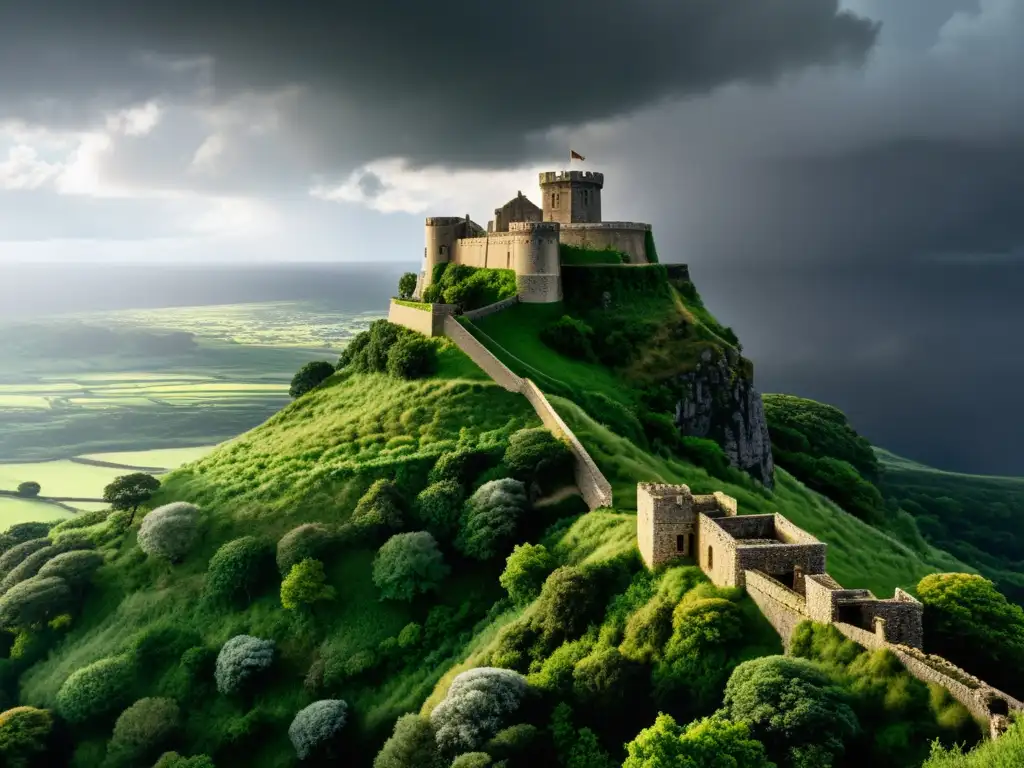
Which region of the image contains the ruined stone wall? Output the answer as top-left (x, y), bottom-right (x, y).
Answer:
top-left (773, 514), bottom-right (820, 545)
top-left (442, 316), bottom-right (523, 391)
top-left (698, 515), bottom-right (739, 587)
top-left (462, 295), bottom-right (519, 321)
top-left (841, 595), bottom-right (923, 649)
top-left (521, 379), bottom-right (613, 510)
top-left (559, 222), bottom-right (650, 264)
top-left (735, 543), bottom-right (827, 589)
top-left (745, 570), bottom-right (809, 649)
top-left (637, 484), bottom-right (698, 568)
top-left (714, 515), bottom-right (777, 539)
top-left (805, 572), bottom-right (868, 623)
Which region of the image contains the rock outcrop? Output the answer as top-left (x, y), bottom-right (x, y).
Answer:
top-left (673, 348), bottom-right (775, 488)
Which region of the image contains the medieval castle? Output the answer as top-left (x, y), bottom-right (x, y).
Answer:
top-left (415, 170), bottom-right (653, 303)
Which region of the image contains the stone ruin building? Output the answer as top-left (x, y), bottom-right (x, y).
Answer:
top-left (636, 481), bottom-right (1022, 738)
top-left (416, 170), bottom-right (654, 303)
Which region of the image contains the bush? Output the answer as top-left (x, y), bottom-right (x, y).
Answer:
top-left (540, 315), bottom-right (595, 361)
top-left (387, 336), bottom-right (438, 379)
top-left (153, 753), bottom-right (215, 768)
top-left (276, 523), bottom-right (333, 575)
top-left (337, 330), bottom-right (371, 370)
top-left (500, 544), bottom-right (555, 606)
top-left (374, 714), bottom-right (444, 768)
top-left (484, 723), bottom-right (545, 763)
top-left (107, 697), bottom-right (180, 766)
top-left (429, 445), bottom-right (505, 485)
top-left (0, 706), bottom-right (52, 766)
top-left (0, 546), bottom-right (58, 594)
top-left (398, 272), bottom-right (418, 299)
top-left (503, 428), bottom-right (573, 492)
top-left (52, 528), bottom-right (98, 552)
top-left (288, 699), bottom-right (348, 759)
top-left (0, 539), bottom-right (50, 576)
top-left (0, 576), bottom-right (73, 631)
top-left (352, 479), bottom-right (405, 532)
top-left (289, 360), bottom-right (335, 398)
top-left (456, 479), bottom-right (529, 561)
top-left (531, 566), bottom-right (603, 643)
top-left (0, 524), bottom-right (50, 555)
top-left (204, 536), bottom-right (274, 605)
top-left (623, 713), bottom-right (773, 768)
top-left (15, 482), bottom-right (40, 498)
top-left (430, 667), bottom-right (529, 754)
top-left (424, 264), bottom-right (517, 311)
top-left (36, 549), bottom-right (104, 589)
top-left (56, 654), bottom-right (136, 723)
top-left (137, 502), bottom-right (200, 563)
top-left (450, 754), bottom-right (492, 767)
top-left (214, 635), bottom-right (275, 695)
top-left (373, 532), bottom-right (449, 601)
top-left (572, 646), bottom-right (644, 710)
top-left (280, 559), bottom-right (336, 611)
top-left (412, 480), bottom-right (465, 541)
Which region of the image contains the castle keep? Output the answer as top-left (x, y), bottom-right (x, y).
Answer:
top-left (417, 171), bottom-right (653, 303)
top-left (636, 481), bottom-right (1023, 739)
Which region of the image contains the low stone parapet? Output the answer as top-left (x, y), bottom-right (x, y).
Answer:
top-left (462, 295), bottom-right (519, 321)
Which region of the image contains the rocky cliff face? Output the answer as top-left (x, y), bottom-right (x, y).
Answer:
top-left (673, 348), bottom-right (775, 488)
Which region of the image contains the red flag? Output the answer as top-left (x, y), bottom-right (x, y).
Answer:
top-left (570, 149), bottom-right (585, 161)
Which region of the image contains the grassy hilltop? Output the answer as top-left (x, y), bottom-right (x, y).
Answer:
top-left (1, 263), bottom-right (1018, 767)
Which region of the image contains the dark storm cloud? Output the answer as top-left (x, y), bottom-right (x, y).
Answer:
top-left (0, 0), bottom-right (878, 168)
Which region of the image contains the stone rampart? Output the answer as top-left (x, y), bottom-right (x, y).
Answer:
top-left (442, 316), bottom-right (523, 391)
top-left (745, 570), bottom-right (809, 649)
top-left (521, 379), bottom-right (613, 511)
top-left (558, 223), bottom-right (650, 264)
top-left (462, 295), bottom-right (519, 321)
top-left (388, 300), bottom-right (457, 337)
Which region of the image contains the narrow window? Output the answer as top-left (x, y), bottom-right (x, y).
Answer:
top-left (676, 535), bottom-right (685, 553)
top-left (707, 546), bottom-right (713, 569)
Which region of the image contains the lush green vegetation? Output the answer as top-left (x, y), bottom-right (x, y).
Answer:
top-left (421, 265), bottom-right (517, 311)
top-left (558, 244), bottom-right (628, 265)
top-left (923, 717), bottom-right (1024, 767)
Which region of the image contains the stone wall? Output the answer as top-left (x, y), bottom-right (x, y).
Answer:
top-left (442, 316), bottom-right (523, 391)
top-left (387, 301), bottom-right (457, 337)
top-left (462, 295), bottom-right (519, 321)
top-left (637, 483), bottom-right (697, 568)
top-left (714, 514), bottom-right (777, 540)
top-left (773, 514), bottom-right (820, 545)
top-left (735, 543), bottom-right (827, 590)
top-left (521, 379), bottom-right (613, 510)
top-left (559, 222), bottom-right (651, 264)
top-left (698, 514), bottom-right (740, 587)
top-left (745, 570), bottom-right (809, 650)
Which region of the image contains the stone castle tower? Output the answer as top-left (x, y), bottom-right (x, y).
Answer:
top-left (540, 171), bottom-right (603, 224)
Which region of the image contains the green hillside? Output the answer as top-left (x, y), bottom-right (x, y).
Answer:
top-left (0, 269), bottom-right (1007, 768)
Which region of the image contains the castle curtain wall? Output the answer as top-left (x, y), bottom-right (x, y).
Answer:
top-left (559, 223), bottom-right (651, 263)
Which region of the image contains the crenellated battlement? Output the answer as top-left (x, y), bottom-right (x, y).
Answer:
top-left (561, 221), bottom-right (651, 231)
top-left (508, 221), bottom-right (561, 233)
top-left (425, 217), bottom-right (465, 226)
top-left (539, 171), bottom-right (604, 187)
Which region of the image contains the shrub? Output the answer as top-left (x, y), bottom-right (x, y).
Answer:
top-left (289, 360), bottom-right (335, 398)
top-left (623, 713), bottom-right (773, 768)
top-left (373, 532), bottom-right (449, 601)
top-left (352, 479), bottom-right (405, 531)
top-left (52, 528), bottom-right (97, 552)
top-left (153, 753), bottom-right (215, 768)
top-left (337, 330), bottom-right (371, 370)
top-left (430, 667), bottom-right (529, 754)
top-left (429, 445), bottom-right (504, 485)
top-left (398, 272), bottom-right (418, 299)
top-left (503, 428), bottom-right (573, 491)
top-left (364, 320), bottom-right (408, 372)
top-left (56, 654), bottom-right (136, 723)
top-left (412, 481), bottom-right (465, 541)
top-left (281, 558), bottom-right (336, 611)
top-left (373, 714), bottom-right (444, 768)
top-left (540, 315), bottom-right (595, 361)
top-left (620, 596), bottom-right (674, 663)
top-left (0, 539), bottom-right (51, 576)
top-left (484, 723), bottom-right (544, 762)
top-left (0, 706), bottom-right (52, 766)
top-left (531, 566), bottom-right (602, 643)
top-left (37, 549), bottom-right (104, 589)
top-left (500, 544), bottom-right (555, 607)
top-left (450, 754), bottom-right (492, 767)
top-left (0, 524), bottom-right (50, 555)
top-left (456, 479), bottom-right (529, 561)
top-left (0, 546), bottom-right (58, 594)
top-left (204, 536), bottom-right (274, 605)
top-left (276, 523), bottom-right (333, 575)
top-left (214, 635), bottom-right (275, 695)
top-left (137, 502), bottom-right (200, 563)
top-left (288, 699), bottom-right (348, 759)
top-left (572, 646), bottom-right (644, 709)
top-left (107, 697), bottom-right (180, 766)
top-left (0, 576), bottom-right (73, 631)
top-left (15, 482), bottom-right (40, 498)
top-left (387, 336), bottom-right (437, 379)
top-left (50, 508), bottom-right (110, 534)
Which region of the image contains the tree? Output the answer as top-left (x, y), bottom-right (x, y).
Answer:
top-left (387, 336), bottom-right (437, 379)
top-left (56, 654), bottom-right (136, 723)
top-left (37, 550), bottom-right (104, 590)
top-left (153, 753), bottom-right (216, 768)
top-left (721, 656), bottom-right (858, 767)
top-left (15, 482), bottom-right (40, 499)
top-left (0, 539), bottom-right (51, 576)
top-left (503, 428), bottom-right (573, 492)
top-left (0, 576), bottom-right (72, 631)
top-left (281, 558), bottom-right (336, 611)
top-left (0, 523), bottom-right (51, 556)
top-left (0, 706), bottom-right (52, 768)
top-left (450, 754), bottom-right (492, 767)
top-left (107, 698), bottom-right (180, 766)
top-left (623, 713), bottom-right (774, 768)
top-left (456, 479), bottom-right (529, 561)
top-left (500, 544), bottom-right (555, 607)
top-left (137, 502), bottom-right (200, 562)
top-left (917, 572), bottom-right (1024, 694)
top-left (352, 479), bottom-right (405, 533)
top-left (288, 699), bottom-right (348, 759)
top-left (531, 566), bottom-right (602, 643)
top-left (374, 714), bottom-right (444, 768)
top-left (276, 523), bottom-right (332, 575)
top-left (373, 532), bottom-right (449, 601)
top-left (412, 480), bottom-right (465, 541)
top-left (0, 545), bottom-right (58, 594)
top-left (430, 667), bottom-right (529, 755)
top-left (214, 635), bottom-right (275, 695)
top-left (102, 473), bottom-right (161, 524)
top-left (204, 536), bottom-right (274, 605)
top-left (398, 272), bottom-right (418, 300)
top-left (289, 360), bottom-right (335, 399)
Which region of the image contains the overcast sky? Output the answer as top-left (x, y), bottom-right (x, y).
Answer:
top-left (1, 0), bottom-right (1022, 473)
